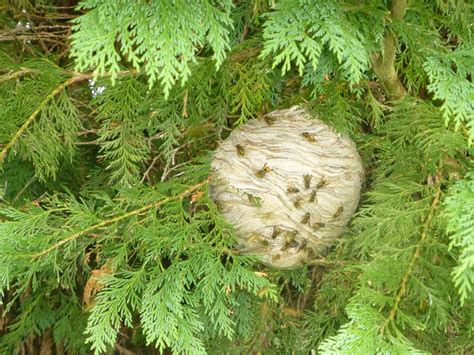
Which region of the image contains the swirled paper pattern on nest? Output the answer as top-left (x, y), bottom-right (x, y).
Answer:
top-left (210, 107), bottom-right (364, 268)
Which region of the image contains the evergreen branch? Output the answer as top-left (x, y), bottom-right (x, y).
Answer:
top-left (70, 1), bottom-right (233, 98)
top-left (371, 0), bottom-right (407, 98)
top-left (260, 1), bottom-right (370, 84)
top-left (423, 49), bottom-right (474, 141)
top-left (379, 176), bottom-right (442, 335)
top-left (0, 70), bottom-right (135, 162)
top-left (444, 170), bottom-right (474, 305)
top-left (31, 175), bottom-right (213, 259)
top-left (0, 68), bottom-right (38, 83)
top-left (0, 74), bottom-right (91, 162)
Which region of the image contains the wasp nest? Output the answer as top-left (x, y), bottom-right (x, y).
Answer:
top-left (210, 107), bottom-right (364, 268)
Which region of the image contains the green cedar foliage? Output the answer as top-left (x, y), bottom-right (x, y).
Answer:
top-left (70, 0), bottom-right (233, 98)
top-left (0, 0), bottom-right (473, 354)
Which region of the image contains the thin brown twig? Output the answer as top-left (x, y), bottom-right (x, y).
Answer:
top-left (76, 128), bottom-right (99, 136)
top-left (114, 343), bottom-right (135, 355)
top-left (75, 140), bottom-right (98, 146)
top-left (10, 25), bottom-right (71, 30)
top-left (140, 151), bottom-right (165, 184)
top-left (182, 89), bottom-right (188, 118)
top-left (57, 27), bottom-right (72, 59)
top-left (12, 176), bottom-right (36, 203)
top-left (160, 144), bottom-right (190, 182)
top-left (13, 13), bottom-right (78, 20)
top-left (25, 15), bottom-right (49, 53)
top-left (0, 33), bottom-right (66, 41)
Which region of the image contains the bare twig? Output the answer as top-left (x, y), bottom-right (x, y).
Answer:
top-left (161, 161), bottom-right (191, 182)
top-left (75, 140), bottom-right (98, 146)
top-left (12, 176), bottom-right (36, 203)
top-left (160, 144), bottom-right (191, 182)
top-left (182, 90), bottom-right (188, 118)
top-left (140, 151), bottom-right (165, 184)
top-left (77, 128), bottom-right (99, 136)
top-left (114, 343), bottom-right (135, 355)
top-left (25, 15), bottom-right (49, 53)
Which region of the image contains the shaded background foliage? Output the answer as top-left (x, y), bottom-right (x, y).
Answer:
top-left (0, 0), bottom-right (473, 354)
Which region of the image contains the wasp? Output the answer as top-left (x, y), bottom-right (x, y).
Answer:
top-left (255, 163), bottom-right (271, 178)
top-left (281, 238), bottom-right (299, 251)
top-left (264, 115), bottom-right (275, 126)
top-left (272, 254), bottom-right (281, 262)
top-left (301, 132), bottom-right (316, 143)
top-left (281, 231), bottom-right (299, 251)
top-left (213, 200), bottom-right (223, 211)
top-left (313, 222), bottom-right (325, 230)
top-left (301, 212), bottom-right (310, 225)
top-left (236, 144), bottom-right (245, 157)
top-left (293, 198), bottom-right (302, 209)
top-left (246, 193), bottom-right (262, 208)
top-left (248, 233), bottom-right (261, 243)
top-left (308, 190), bottom-right (317, 203)
top-left (280, 243), bottom-right (289, 252)
top-left (289, 239), bottom-right (300, 249)
top-left (259, 239), bottom-right (270, 247)
top-left (305, 248), bottom-right (315, 259)
top-left (332, 206), bottom-right (344, 219)
top-left (287, 186), bottom-right (300, 194)
top-left (286, 230), bottom-right (298, 241)
top-left (303, 174), bottom-right (312, 189)
top-left (316, 177), bottom-right (328, 189)
top-left (271, 226), bottom-right (283, 239)
top-left (298, 239), bottom-right (308, 252)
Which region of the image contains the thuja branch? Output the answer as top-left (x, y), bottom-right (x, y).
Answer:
top-left (31, 175), bottom-right (213, 258)
top-left (379, 179), bottom-right (442, 335)
top-left (0, 70), bottom-right (135, 162)
top-left (0, 68), bottom-right (39, 83)
top-left (371, 0), bottom-right (407, 99)
top-left (1, 74), bottom-right (91, 161)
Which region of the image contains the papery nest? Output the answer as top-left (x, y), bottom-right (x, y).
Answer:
top-left (210, 107), bottom-right (364, 268)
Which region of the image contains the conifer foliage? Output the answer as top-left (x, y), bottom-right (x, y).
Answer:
top-left (0, 0), bottom-right (473, 353)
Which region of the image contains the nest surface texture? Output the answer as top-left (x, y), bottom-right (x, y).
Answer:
top-left (210, 107), bottom-right (364, 268)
